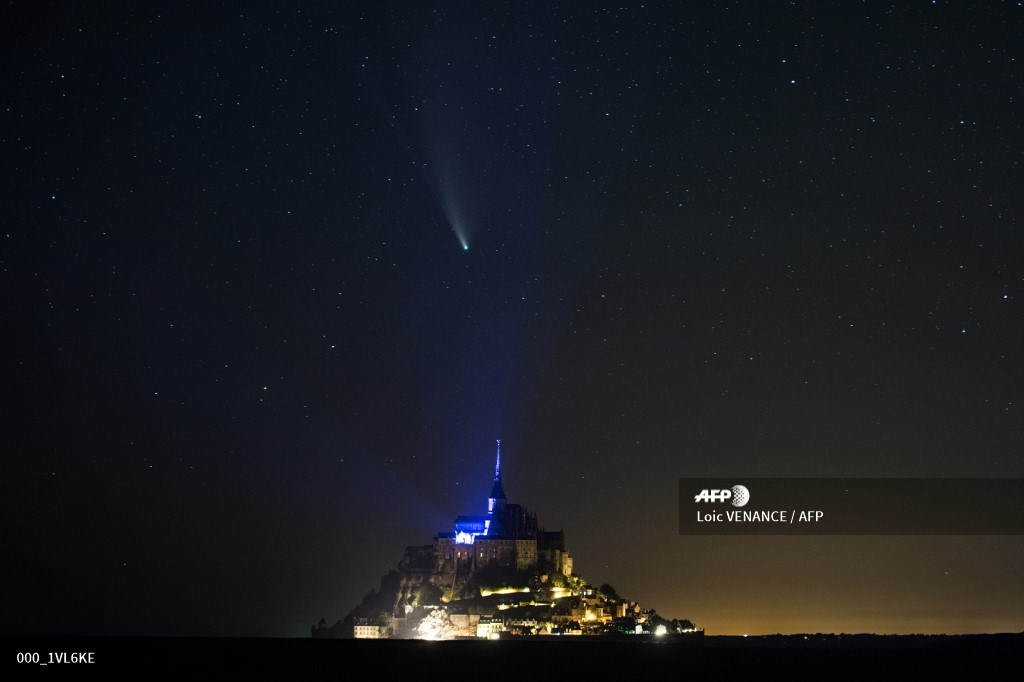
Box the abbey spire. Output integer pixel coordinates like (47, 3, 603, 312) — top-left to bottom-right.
(488, 439, 506, 513)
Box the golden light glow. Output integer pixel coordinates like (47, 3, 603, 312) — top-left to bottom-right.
(479, 587, 531, 597)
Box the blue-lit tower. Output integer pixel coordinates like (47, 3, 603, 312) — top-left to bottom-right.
(487, 439, 506, 515)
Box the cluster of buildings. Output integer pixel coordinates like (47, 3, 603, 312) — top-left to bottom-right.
(352, 587, 665, 640)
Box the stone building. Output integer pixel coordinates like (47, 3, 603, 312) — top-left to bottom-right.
(353, 618, 384, 639)
(431, 441, 571, 579)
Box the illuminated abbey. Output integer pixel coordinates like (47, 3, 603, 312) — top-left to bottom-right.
(432, 440, 573, 577)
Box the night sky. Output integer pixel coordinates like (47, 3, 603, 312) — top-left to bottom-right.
(3, 1, 1023, 637)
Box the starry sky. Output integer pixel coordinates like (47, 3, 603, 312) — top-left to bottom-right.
(3, 1, 1023, 637)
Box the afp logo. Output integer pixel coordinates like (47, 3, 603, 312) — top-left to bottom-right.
(694, 485, 750, 507)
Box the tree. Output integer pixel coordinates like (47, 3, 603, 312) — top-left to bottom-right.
(598, 583, 620, 600)
(566, 575, 584, 594)
(413, 584, 443, 606)
(417, 608, 456, 640)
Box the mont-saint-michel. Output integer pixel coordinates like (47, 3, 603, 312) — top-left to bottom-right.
(314, 441, 696, 640)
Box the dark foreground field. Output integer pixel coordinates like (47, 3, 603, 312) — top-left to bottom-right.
(5, 634, 1022, 680)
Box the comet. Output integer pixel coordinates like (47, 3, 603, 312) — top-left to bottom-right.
(405, 99, 481, 251)
(432, 172, 472, 252)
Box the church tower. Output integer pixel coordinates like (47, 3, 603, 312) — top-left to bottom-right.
(487, 439, 506, 514)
